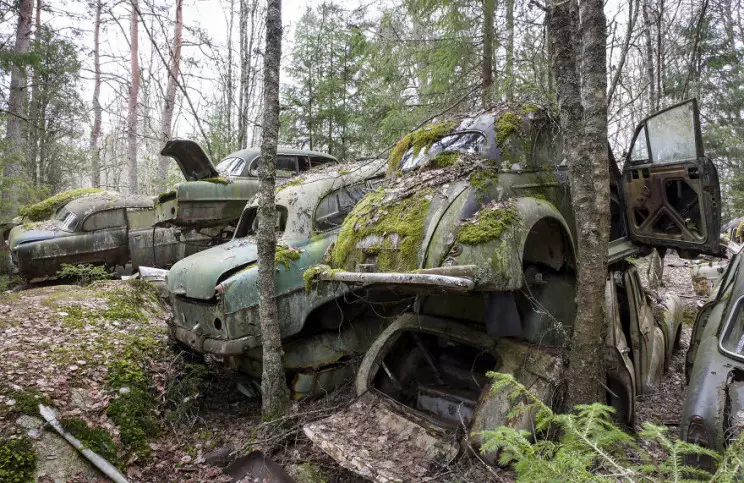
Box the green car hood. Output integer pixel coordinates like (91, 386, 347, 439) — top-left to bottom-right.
(168, 237, 257, 300)
(8, 226, 58, 250)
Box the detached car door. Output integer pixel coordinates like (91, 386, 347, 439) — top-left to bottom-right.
(622, 99, 721, 257)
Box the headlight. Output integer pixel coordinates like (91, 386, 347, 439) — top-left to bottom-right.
(684, 415, 716, 472)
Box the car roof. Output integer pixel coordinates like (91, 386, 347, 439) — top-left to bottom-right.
(224, 147, 338, 162)
(64, 192, 154, 216)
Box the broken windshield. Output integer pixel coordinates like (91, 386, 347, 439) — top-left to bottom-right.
(400, 131, 486, 172)
(234, 206, 288, 239)
(55, 207, 78, 232)
(216, 156, 245, 176)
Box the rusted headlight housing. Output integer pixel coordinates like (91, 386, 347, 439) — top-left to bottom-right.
(684, 416, 716, 472)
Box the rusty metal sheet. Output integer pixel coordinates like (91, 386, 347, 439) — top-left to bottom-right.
(303, 391, 459, 482)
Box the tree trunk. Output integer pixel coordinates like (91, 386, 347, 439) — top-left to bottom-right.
(550, 0, 610, 407)
(127, 0, 140, 194)
(505, 0, 515, 101)
(256, 0, 290, 416)
(641, 0, 656, 113)
(226, 0, 234, 147)
(607, 0, 637, 105)
(3, 0, 34, 215)
(90, 0, 102, 188)
(27, 0, 41, 186)
(238, 0, 247, 148)
(481, 0, 495, 107)
(566, 0, 611, 407)
(156, 0, 183, 192)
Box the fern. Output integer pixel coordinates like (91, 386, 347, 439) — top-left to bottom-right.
(713, 431, 744, 482)
(479, 372, 722, 482)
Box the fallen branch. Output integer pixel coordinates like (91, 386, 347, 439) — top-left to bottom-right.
(39, 404, 129, 483)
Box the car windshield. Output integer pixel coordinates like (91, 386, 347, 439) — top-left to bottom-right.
(234, 206, 287, 239)
(55, 207, 78, 232)
(216, 156, 246, 176)
(400, 131, 486, 171)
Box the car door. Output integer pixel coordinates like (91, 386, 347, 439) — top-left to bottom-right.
(605, 275, 637, 425)
(624, 267, 665, 393)
(77, 208, 129, 266)
(621, 99, 721, 257)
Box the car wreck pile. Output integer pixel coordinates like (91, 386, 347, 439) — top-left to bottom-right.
(5, 99, 733, 478)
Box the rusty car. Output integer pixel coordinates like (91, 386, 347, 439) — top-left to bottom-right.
(7, 192, 192, 281)
(682, 245, 744, 471)
(155, 140, 337, 247)
(301, 99, 720, 476)
(165, 159, 386, 398)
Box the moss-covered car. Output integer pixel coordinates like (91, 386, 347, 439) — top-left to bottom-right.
(682, 246, 744, 471)
(156, 140, 337, 246)
(302, 100, 720, 474)
(8, 192, 190, 281)
(165, 159, 385, 398)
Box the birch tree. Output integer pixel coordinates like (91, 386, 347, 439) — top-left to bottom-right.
(90, 0, 102, 188)
(256, 0, 290, 416)
(127, 0, 140, 194)
(156, 0, 183, 191)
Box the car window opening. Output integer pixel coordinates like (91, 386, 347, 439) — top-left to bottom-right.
(234, 206, 287, 238)
(56, 208, 78, 232)
(216, 156, 246, 176)
(371, 331, 497, 427)
(400, 131, 486, 172)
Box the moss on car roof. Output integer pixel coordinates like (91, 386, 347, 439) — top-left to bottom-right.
(19, 188, 103, 221)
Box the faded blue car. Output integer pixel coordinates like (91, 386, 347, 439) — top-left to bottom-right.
(166, 159, 386, 398)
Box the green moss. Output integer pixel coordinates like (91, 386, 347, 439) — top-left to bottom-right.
(0, 387, 50, 418)
(60, 417, 118, 465)
(275, 244, 302, 268)
(428, 152, 459, 169)
(294, 462, 328, 483)
(102, 292, 147, 322)
(495, 112, 522, 146)
(457, 202, 521, 245)
(106, 346, 160, 458)
(332, 188, 432, 272)
(339, 169, 350, 175)
(683, 307, 698, 327)
(157, 190, 176, 204)
(0, 434, 36, 483)
(19, 188, 102, 221)
(276, 176, 306, 193)
(469, 169, 500, 194)
(61, 305, 95, 329)
(199, 177, 229, 185)
(303, 264, 335, 292)
(388, 121, 457, 173)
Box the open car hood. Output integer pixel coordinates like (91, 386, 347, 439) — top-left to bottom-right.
(303, 391, 459, 481)
(160, 139, 219, 181)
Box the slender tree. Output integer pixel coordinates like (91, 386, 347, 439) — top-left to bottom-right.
(3, 0, 34, 215)
(156, 0, 183, 191)
(641, 0, 656, 113)
(505, 0, 515, 101)
(127, 0, 140, 194)
(482, 0, 495, 106)
(256, 0, 290, 416)
(550, 0, 610, 406)
(90, 0, 102, 188)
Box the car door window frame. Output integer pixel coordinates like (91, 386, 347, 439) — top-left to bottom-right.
(82, 208, 127, 232)
(313, 182, 370, 232)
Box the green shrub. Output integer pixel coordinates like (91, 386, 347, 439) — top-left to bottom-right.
(57, 263, 112, 285)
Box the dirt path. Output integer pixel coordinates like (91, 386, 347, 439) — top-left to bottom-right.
(634, 251, 704, 433)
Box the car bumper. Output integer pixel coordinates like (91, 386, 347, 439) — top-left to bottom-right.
(169, 295, 260, 355)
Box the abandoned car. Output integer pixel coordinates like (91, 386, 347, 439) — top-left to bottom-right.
(166, 159, 386, 398)
(155, 140, 337, 247)
(301, 100, 720, 475)
(682, 246, 744, 470)
(7, 192, 189, 281)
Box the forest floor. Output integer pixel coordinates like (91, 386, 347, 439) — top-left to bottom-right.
(0, 251, 708, 482)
